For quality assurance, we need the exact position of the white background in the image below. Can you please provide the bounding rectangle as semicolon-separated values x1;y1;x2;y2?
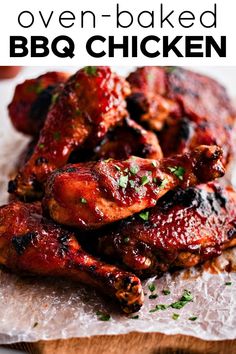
0;0;235;66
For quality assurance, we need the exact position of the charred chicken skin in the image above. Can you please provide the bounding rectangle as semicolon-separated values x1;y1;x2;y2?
95;183;236;278
92;117;163;161
8;72;69;136
127;67;236;166
43;145;224;230
9;67;130;200
0;201;144;313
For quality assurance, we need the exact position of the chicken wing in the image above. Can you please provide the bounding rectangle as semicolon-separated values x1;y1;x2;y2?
95;183;236;278
8;66;130;200
127;67;236;166
0;201;143;313
8;71;69;136
90;117;163;161
43;145;224;230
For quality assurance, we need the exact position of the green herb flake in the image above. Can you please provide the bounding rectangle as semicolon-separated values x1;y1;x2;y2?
165;66;177;74
135;187;141;194
96;311;111;321
80;197;87;204
114;164;121;171
172;313;180;320
84;66;97;76
53;131;61;141
151;161;157;167
75;108;81;115
156;304;168;310
170;290;193;309
130;165;139;175
189;316;198;321
130;315;139;319
162;289;171;296
139;211;149;221
225;282;232;286
28;83;43;94
129;180;135;188
123;237;130;244
149;304;168;312
159;178;168;190
141;175;149;186
149;294;158;300
119;175;128;189
148;283;156;292
51;93;59;105
38;143;45;150
168;166;185;181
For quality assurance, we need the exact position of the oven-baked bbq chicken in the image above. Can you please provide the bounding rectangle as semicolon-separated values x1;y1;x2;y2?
43;145;224;230
8;71;69;136
9;66;130;200
0;201;144;313
127;67;236;166
94;183;236;278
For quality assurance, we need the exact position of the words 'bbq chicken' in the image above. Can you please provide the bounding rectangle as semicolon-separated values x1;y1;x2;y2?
0;201;143;313
95;183;236;278
43;145;224;230
8;71;69;136
127;67;236;166
9;66;130;200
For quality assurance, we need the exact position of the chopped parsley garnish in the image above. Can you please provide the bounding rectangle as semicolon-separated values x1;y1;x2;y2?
165;66;176;73
28;83;43;94
151;161;157;167
189;316;198;321
225;282;232;286
172;313;180;320
96;311;110;321
168;166;185;180
170;289;193;309
38;143;45;149
114;164;121;171
51;93;59;105
75;108;81;115
84;66;97;76
80;197;87;204
130;165;139;175
162;289;171;295
141;175;150;186
123;237;130;244
159;178;168;189
129;180;135;188
139;211;149;221
149;294;158;300
149;304;168;313
130;315;139;319
119;175;128;188
53;131;61;141
148;283;156;292
135;187;141;194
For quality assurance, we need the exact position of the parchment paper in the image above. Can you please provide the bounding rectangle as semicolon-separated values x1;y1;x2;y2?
0;68;235;344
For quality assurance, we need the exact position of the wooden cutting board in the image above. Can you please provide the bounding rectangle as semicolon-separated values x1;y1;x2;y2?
7;333;236;354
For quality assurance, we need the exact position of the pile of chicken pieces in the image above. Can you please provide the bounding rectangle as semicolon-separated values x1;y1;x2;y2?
0;66;236;314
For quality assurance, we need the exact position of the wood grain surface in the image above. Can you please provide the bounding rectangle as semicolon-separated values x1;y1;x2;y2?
6;333;236;354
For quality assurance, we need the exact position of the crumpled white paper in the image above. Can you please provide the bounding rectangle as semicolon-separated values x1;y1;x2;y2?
0;69;235;344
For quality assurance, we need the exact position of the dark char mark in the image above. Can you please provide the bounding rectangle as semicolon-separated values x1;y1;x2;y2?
12;232;38;255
